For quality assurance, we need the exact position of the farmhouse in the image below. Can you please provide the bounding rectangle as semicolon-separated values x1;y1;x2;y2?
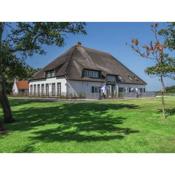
29;43;146;99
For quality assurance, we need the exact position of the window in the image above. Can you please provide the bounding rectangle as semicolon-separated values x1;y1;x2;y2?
140;88;145;92
129;88;131;93
41;84;44;96
34;85;36;95
118;75;123;81
83;70;100;78
143;88;145;93
37;84;40;96
128;75;133;81
46;84;49;96
129;87;134;93
46;70;55;78
139;88;145;93
52;83;56;96
30;85;33;95
92;86;100;93
107;75;116;82
119;87;124;92
57;83;61;96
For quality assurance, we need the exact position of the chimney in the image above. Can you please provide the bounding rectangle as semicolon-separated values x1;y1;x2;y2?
76;42;82;47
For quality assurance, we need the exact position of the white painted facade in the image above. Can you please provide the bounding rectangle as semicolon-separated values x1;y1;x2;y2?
12;79;19;95
118;83;146;92
29;78;104;99
29;77;67;96
29;77;146;99
67;80;103;99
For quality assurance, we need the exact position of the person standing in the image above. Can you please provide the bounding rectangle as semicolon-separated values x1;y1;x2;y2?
101;85;107;99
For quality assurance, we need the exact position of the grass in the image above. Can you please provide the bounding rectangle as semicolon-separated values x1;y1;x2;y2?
0;97;175;153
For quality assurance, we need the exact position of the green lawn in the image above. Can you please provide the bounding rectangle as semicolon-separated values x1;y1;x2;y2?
0;97;175;153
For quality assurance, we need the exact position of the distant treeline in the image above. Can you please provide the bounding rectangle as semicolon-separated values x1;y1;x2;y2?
165;85;175;93
155;85;175;95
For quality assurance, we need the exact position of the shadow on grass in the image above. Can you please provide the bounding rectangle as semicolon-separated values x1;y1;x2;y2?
7;102;139;144
157;107;175;116
14;143;36;153
9;98;56;107
165;108;175;116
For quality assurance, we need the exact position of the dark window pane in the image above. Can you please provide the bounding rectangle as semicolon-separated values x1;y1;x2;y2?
37;84;40;96
41;84;44;96
52;83;55;96
46;84;49;96
119;87;124;92
46;70;55;78
83;70;99;78
92;86;94;93
34;85;36;95
57;83;61;96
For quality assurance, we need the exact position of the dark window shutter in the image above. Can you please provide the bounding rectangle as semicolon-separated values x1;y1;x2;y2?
92;86;94;93
82;70;84;77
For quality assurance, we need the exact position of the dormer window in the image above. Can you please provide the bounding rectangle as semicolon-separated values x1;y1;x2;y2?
46;70;55;78
83;69;100;79
128;75;133;81
118;75;123;81
133;75;139;81
106;75;117;85
106;75;116;82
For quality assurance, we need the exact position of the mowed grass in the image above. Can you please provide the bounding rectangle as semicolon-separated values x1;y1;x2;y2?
0;97;175;153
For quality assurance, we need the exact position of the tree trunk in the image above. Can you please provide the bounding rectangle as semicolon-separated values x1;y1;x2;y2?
0;76;15;123
0;121;5;133
160;75;166;118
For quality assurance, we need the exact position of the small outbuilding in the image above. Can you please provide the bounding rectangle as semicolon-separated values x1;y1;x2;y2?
12;79;29;96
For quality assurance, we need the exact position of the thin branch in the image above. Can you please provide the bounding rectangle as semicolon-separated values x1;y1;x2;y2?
151;23;159;43
130;44;155;60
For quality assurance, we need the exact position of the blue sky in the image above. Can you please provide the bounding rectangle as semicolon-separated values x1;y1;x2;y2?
26;22;175;91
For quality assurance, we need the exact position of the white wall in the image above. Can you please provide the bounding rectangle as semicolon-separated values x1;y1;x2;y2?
117;83;146;93
12;82;18;95
29;78;146;99
29;77;67;96
67;80;103;99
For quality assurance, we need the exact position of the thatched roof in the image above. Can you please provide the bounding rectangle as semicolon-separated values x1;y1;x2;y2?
32;43;146;85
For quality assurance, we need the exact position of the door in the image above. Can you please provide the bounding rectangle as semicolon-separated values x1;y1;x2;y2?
107;85;115;98
57;83;61;97
46;84;49;96
52;83;56;96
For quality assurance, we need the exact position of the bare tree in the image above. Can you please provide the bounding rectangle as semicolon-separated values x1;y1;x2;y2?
130;23;175;118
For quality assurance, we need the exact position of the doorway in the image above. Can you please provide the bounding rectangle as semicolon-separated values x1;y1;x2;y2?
106;85;115;98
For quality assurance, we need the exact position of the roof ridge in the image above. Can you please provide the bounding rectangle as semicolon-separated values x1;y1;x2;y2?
82;46;113;57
